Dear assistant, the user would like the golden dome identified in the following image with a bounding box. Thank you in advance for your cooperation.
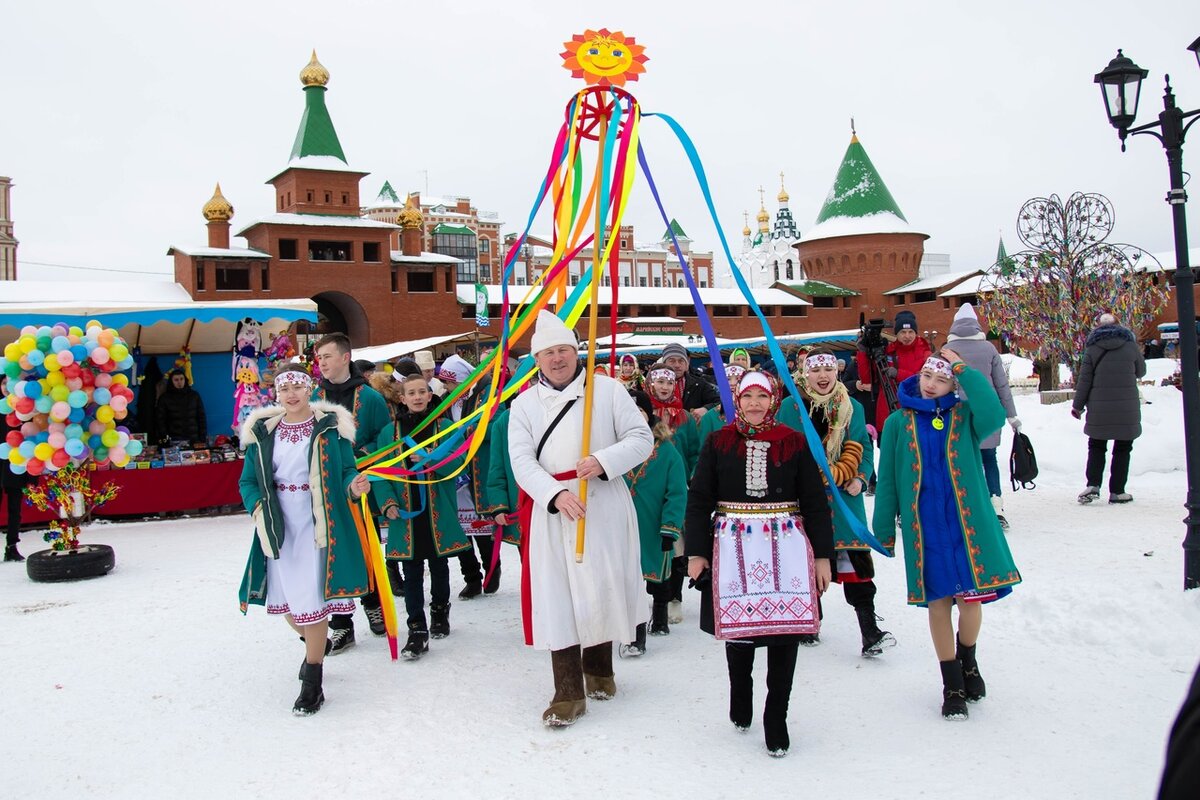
[777,172,790,203]
[300,50,330,87]
[202,183,234,222]
[741,211,751,237]
[397,196,424,230]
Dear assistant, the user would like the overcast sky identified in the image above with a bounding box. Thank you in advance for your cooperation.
[2,0,1198,284]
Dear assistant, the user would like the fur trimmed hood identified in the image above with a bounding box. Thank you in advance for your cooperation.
[1086,323,1135,349]
[240,400,356,446]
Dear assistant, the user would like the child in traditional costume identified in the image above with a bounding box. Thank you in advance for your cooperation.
[777,350,896,657]
[615,353,644,393]
[620,391,688,654]
[238,364,372,716]
[371,375,469,660]
[685,371,833,757]
[696,364,744,447]
[872,349,1022,720]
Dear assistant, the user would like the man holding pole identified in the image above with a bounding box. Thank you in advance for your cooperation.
[509,310,653,728]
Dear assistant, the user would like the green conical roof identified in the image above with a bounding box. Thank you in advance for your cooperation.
[996,236,1008,262]
[376,180,401,204]
[662,218,690,241]
[814,135,906,224]
[290,85,347,163]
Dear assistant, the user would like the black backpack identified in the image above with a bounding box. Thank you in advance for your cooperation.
[1010,431,1038,491]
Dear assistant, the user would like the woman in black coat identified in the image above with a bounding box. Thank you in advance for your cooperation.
[685,370,833,757]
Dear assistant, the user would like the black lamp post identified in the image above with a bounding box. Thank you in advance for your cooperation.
[1095,41,1200,589]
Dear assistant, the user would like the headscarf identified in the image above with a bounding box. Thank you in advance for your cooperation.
[713,370,800,461]
[799,354,853,465]
[647,365,687,431]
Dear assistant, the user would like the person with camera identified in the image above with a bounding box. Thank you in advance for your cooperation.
[855,310,931,436]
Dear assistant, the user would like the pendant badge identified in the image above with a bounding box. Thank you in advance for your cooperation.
[932,416,945,431]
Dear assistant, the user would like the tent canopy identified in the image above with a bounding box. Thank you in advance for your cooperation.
[353,331,498,364]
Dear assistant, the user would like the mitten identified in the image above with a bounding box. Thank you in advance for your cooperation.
[1008,416,1022,431]
[1070,408,1082,420]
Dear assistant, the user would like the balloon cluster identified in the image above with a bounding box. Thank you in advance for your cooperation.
[0,321,141,476]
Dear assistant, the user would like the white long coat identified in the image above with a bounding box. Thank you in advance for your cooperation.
[509,371,653,650]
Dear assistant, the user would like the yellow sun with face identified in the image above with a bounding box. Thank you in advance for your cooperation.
[561,28,648,87]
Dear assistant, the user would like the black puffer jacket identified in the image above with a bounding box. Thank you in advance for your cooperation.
[680,370,720,411]
[0,408,34,489]
[156,384,208,441]
[1072,323,1146,441]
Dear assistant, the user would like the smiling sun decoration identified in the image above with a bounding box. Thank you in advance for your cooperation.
[561,28,648,87]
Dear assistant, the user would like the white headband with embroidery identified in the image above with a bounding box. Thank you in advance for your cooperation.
[805,353,838,370]
[649,368,676,383]
[922,357,954,380]
[275,370,313,389]
[725,365,747,382]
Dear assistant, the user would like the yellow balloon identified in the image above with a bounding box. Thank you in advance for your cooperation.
[18,335,36,354]
[8,451,25,466]
[3,344,19,361]
[112,374,129,387]
[34,443,54,461]
[46,372,66,387]
[44,353,61,371]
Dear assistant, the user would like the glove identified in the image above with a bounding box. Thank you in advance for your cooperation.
[1070,408,1082,420]
[661,535,675,552]
[885,367,898,379]
[1008,416,1022,431]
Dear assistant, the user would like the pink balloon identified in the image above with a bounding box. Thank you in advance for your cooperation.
[88,420,107,436]
[65,377,83,391]
[48,432,66,449]
[56,350,74,366]
[94,374,113,388]
[90,347,109,365]
[48,422,65,434]
[108,446,126,464]
[109,396,128,412]
[50,401,70,420]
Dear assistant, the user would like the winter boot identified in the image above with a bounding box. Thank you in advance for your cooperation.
[797,633,820,647]
[4,544,23,562]
[763,644,798,756]
[292,661,324,716]
[365,605,386,637]
[582,642,616,700]
[957,636,986,702]
[1077,485,1101,505]
[940,659,969,720]
[458,580,483,600]
[649,601,670,636]
[855,604,896,657]
[400,623,429,660]
[991,495,1009,530]
[484,562,501,595]
[543,646,586,727]
[620,624,647,658]
[328,624,356,655]
[1109,492,1133,504]
[385,558,404,593]
[725,642,755,732]
[429,603,451,639]
[297,637,333,678]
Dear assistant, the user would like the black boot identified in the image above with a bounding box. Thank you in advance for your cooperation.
[401,623,429,660]
[649,601,670,636]
[4,544,22,562]
[484,562,501,595]
[293,661,324,716]
[620,623,647,658]
[458,580,483,600]
[726,642,755,732]
[957,636,986,702]
[297,636,333,678]
[385,559,404,593]
[429,603,451,639]
[940,659,969,720]
[854,604,896,657]
[764,644,798,756]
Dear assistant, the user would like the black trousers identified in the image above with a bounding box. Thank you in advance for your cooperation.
[402,556,450,628]
[726,641,799,718]
[1085,438,1133,494]
[460,534,500,580]
[1,485,22,546]
[668,555,686,603]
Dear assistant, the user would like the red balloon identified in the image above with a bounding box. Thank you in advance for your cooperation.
[4,431,20,448]
[14,396,34,414]
[80,372,95,387]
[25,457,45,476]
[50,449,70,468]
[4,413,18,428]
[61,364,80,379]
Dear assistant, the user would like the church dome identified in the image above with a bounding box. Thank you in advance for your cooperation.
[300,50,330,87]
[397,197,424,230]
[202,183,234,222]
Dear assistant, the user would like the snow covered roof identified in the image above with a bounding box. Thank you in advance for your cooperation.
[618,317,684,325]
[432,223,475,237]
[353,331,494,363]
[267,155,367,182]
[777,279,859,297]
[884,268,981,295]
[1145,246,1200,273]
[802,211,925,243]
[237,213,398,235]
[458,284,810,307]
[165,245,271,259]
[1,280,192,305]
[390,251,463,265]
[939,274,986,298]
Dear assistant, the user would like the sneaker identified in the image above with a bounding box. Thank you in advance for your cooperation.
[328,626,356,655]
[1109,493,1133,504]
[619,641,645,658]
[798,633,820,647]
[1077,486,1101,505]
[401,628,429,660]
[3,545,23,562]
[667,600,683,625]
[458,580,483,600]
[364,605,386,636]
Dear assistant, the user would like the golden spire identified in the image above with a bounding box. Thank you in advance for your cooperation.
[741,211,751,237]
[777,171,789,204]
[300,50,330,87]
[756,186,770,232]
[202,183,234,222]
[397,195,424,230]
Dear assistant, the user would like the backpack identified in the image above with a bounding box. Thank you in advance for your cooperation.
[1010,431,1038,491]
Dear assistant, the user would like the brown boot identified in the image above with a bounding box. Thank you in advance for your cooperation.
[582,641,616,700]
[543,646,586,727]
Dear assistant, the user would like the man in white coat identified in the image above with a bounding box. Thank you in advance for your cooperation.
[509,310,653,727]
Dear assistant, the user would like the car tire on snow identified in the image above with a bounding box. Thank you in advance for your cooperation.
[26,545,116,583]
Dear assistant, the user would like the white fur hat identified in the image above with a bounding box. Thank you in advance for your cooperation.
[437,354,473,383]
[414,350,435,370]
[530,310,578,355]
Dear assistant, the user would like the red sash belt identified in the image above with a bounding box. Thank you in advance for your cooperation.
[519,469,578,645]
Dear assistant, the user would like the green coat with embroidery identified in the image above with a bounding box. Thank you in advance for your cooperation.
[237,402,371,613]
[872,364,1021,605]
[696,405,726,451]
[480,408,521,545]
[312,383,391,457]
[777,395,874,550]
[670,413,702,478]
[624,430,688,582]
[370,417,470,559]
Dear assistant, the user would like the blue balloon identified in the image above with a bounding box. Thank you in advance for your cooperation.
[9,462,26,475]
[84,340,98,353]
[0,443,10,459]
[67,407,84,423]
[27,350,45,367]
[126,439,143,457]
[24,381,42,399]
[34,431,49,444]
[17,441,35,459]
[0,397,10,415]
[65,424,84,439]
[93,388,112,406]
[87,434,101,449]
[51,336,70,353]
[36,326,53,339]
[71,345,88,362]
[34,396,53,414]
[117,356,134,370]
[64,439,84,457]
[67,390,88,409]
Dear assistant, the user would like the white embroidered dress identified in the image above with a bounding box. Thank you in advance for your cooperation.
[265,416,355,625]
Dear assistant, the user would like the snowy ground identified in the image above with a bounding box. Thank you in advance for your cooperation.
[4,360,1198,799]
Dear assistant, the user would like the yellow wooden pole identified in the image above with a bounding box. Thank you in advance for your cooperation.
[575,111,608,564]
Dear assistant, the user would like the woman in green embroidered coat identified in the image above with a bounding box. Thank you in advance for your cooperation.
[872,349,1021,721]
[619,391,688,656]
[238,365,372,716]
[370,375,468,660]
[481,406,522,547]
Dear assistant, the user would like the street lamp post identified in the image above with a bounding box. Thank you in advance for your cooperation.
[1095,38,1200,589]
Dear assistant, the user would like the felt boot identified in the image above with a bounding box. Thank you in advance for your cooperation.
[763,644,798,756]
[855,603,896,657]
[582,642,616,700]
[620,624,647,658]
[649,601,670,636]
[543,646,586,727]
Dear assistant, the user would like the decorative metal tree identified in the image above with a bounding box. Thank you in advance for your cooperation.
[980,192,1169,387]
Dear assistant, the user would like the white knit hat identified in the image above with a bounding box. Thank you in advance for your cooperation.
[413,350,435,371]
[530,310,578,355]
[954,303,978,323]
